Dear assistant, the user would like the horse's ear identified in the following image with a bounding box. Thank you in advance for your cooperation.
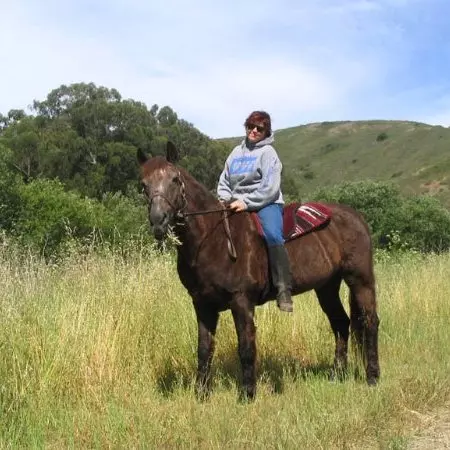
[166,141,179,164]
[137,148,148,165]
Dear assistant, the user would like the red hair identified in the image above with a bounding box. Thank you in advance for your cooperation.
[244,111,272,137]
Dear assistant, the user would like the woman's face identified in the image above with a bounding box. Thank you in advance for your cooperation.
[245,122,266,143]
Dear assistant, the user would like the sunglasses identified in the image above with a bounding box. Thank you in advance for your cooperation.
[246,123,265,133]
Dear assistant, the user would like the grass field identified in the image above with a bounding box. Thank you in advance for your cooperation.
[0,244,449,448]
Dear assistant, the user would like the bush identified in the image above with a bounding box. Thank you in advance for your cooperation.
[311,180,450,253]
[376,132,388,142]
[394,196,450,252]
[100,191,150,245]
[312,180,402,241]
[12,179,151,256]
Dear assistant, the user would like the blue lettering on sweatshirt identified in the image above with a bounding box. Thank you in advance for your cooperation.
[229,156,257,175]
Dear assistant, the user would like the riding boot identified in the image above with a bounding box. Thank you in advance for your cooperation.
[267,245,293,313]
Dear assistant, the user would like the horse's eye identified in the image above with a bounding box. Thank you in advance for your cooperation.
[141,182,149,196]
[172,175,180,184]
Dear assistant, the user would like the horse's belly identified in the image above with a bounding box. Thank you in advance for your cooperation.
[288,233,341,293]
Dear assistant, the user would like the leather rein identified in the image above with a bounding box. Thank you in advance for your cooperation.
[183,207,237,261]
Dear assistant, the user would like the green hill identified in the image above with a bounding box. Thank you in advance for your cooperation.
[219,120,450,208]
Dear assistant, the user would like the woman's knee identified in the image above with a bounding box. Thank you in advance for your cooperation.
[263,229,284,246]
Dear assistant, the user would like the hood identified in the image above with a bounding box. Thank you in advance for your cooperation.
[241,133,274,150]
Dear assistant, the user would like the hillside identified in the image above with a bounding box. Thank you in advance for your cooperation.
[219,120,450,208]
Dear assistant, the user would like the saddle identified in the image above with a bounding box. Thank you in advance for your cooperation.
[251,202,332,242]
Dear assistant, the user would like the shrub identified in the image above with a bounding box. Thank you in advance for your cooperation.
[394,196,450,252]
[100,191,150,245]
[311,180,450,252]
[312,180,402,241]
[12,179,151,256]
[376,132,388,142]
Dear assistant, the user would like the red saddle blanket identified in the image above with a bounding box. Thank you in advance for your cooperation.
[252,202,332,242]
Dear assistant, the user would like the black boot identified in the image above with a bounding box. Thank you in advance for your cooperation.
[268,245,293,313]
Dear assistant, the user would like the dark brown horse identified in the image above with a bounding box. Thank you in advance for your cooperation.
[138,142,380,400]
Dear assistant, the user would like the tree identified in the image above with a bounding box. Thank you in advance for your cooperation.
[0,109,26,130]
[32,83,122,119]
[0,143,23,230]
[1,82,232,197]
[156,105,177,127]
[1,116,41,181]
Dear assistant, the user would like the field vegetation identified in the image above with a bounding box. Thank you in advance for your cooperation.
[1,242,448,448]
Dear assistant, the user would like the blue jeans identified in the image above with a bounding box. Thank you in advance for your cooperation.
[257,203,284,246]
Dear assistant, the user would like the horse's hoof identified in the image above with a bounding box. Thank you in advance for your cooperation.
[277,301,293,313]
[277,291,293,312]
[238,387,256,403]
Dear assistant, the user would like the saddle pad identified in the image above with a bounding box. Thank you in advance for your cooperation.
[251,202,332,242]
[283,202,332,240]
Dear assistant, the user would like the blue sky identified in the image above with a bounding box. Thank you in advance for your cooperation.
[2,0,450,137]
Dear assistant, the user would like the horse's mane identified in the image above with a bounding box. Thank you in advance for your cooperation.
[177,165,219,210]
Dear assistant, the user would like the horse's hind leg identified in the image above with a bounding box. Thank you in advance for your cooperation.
[315,276,350,377]
[347,277,380,385]
[193,301,219,399]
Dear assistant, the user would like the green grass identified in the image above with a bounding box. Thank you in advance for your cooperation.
[0,244,449,448]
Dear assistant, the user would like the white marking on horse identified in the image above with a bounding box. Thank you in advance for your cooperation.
[154,168,169,192]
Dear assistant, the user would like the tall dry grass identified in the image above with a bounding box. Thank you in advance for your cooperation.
[0,242,449,448]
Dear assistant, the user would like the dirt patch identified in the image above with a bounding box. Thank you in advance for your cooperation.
[408,405,450,449]
[305,122,322,129]
[328,122,359,134]
[420,180,448,194]
[414,166,432,176]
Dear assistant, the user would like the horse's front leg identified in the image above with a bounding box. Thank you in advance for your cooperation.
[230,294,257,400]
[193,301,219,399]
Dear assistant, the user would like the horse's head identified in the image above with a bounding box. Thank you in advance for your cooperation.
[137,141,185,241]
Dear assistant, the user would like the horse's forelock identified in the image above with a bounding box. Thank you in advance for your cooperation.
[141,156,176,179]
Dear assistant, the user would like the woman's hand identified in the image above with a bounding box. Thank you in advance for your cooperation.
[228,200,247,212]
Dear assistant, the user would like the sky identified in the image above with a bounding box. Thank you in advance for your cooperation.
[2,0,450,138]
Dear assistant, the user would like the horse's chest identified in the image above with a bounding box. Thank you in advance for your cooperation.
[177,262,226,298]
[176,246,266,303]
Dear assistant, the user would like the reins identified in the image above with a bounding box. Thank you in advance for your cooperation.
[182,207,237,262]
[182,208,230,217]
[147,170,238,261]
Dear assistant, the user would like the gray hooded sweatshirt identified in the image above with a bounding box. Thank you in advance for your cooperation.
[217,134,284,211]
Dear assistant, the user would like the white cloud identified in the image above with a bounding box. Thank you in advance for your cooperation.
[135,59,342,137]
[1,0,449,137]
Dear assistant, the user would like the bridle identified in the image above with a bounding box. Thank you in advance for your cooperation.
[145,168,237,260]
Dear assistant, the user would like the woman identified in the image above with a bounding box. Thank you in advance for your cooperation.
[217,111,293,313]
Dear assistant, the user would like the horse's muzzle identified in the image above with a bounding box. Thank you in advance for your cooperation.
[149,214,170,241]
[153,224,167,241]
[149,203,170,237]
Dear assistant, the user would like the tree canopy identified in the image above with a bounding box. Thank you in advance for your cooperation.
[0,82,229,198]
